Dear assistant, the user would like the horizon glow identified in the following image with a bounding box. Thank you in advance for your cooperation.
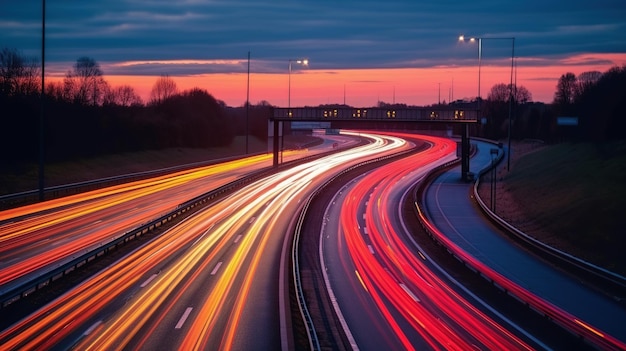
[48,53,626,108]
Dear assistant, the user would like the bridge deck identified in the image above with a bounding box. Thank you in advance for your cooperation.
[271,107,478,123]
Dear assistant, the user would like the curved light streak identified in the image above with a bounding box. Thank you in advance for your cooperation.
[0,131,408,350]
[336,133,535,349]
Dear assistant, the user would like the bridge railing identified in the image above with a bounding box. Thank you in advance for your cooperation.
[272,107,478,122]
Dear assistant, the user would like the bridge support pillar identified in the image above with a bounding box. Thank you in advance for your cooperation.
[461,123,471,181]
[272,120,279,167]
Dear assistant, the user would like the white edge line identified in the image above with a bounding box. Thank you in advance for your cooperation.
[320,183,360,351]
[397,168,552,350]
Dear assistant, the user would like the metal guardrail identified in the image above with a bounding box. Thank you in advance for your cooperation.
[471,142,626,299]
[411,139,626,349]
[0,139,352,309]
[0,154,261,211]
[292,143,421,351]
[0,166,266,308]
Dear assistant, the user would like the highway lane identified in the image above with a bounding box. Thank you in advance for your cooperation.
[321,133,542,350]
[0,131,411,350]
[421,139,626,349]
[0,135,354,297]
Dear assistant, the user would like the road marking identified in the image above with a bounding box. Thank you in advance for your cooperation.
[364,226,369,235]
[193,225,214,246]
[211,261,223,275]
[355,270,368,292]
[249,217,256,224]
[234,234,242,243]
[141,273,158,287]
[367,245,375,254]
[84,320,102,335]
[175,307,193,329]
[400,283,420,302]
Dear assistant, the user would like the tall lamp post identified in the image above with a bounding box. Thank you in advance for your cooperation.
[288,58,308,111]
[246,51,250,155]
[39,0,46,201]
[459,35,515,170]
[284,58,308,162]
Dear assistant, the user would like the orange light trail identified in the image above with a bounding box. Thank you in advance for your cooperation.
[0,131,409,350]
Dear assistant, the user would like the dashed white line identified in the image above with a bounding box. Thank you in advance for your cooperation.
[367,245,375,254]
[211,261,223,275]
[400,283,420,302]
[175,307,193,329]
[249,217,256,224]
[84,320,102,336]
[141,273,158,287]
[234,234,243,243]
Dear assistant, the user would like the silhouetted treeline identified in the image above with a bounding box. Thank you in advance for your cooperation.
[223,100,273,143]
[1,89,244,165]
[1,49,274,167]
[478,65,626,143]
[3,47,625,169]
[554,66,626,141]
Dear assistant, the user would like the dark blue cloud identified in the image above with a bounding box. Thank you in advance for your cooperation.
[1,0,624,75]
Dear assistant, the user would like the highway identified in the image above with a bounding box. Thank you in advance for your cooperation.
[319,133,544,350]
[0,131,411,350]
[5,130,621,350]
[420,139,626,349]
[0,135,353,298]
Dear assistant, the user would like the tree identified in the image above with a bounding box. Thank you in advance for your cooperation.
[554,72,577,105]
[45,81,65,101]
[104,85,143,106]
[487,83,510,103]
[64,56,106,105]
[0,47,40,97]
[514,85,532,104]
[487,83,532,104]
[576,71,602,98]
[149,75,177,104]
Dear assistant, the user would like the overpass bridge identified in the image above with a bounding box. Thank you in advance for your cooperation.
[270,107,479,180]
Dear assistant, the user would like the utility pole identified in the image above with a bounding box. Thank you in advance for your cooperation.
[246,51,250,154]
[39,0,46,201]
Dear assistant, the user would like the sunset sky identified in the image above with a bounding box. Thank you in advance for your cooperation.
[2,0,625,107]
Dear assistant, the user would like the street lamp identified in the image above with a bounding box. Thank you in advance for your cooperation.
[246,51,250,155]
[283,58,308,163]
[288,58,308,111]
[458,35,481,105]
[459,35,515,170]
[39,0,46,201]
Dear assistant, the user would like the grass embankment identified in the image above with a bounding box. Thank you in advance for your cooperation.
[0,135,317,196]
[504,141,626,275]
